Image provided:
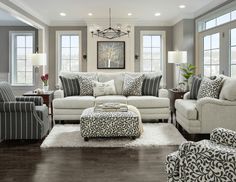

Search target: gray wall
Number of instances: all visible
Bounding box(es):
[48,26,87,89]
[134,26,174,89]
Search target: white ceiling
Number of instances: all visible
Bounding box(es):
[9,0,228,26]
[0,8,27,26]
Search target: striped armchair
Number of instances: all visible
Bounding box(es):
[0,82,50,140]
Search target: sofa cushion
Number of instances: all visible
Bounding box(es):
[95,95,127,104]
[127,96,169,108]
[53,96,95,109]
[142,75,162,97]
[219,77,236,101]
[93,80,116,97]
[59,76,80,97]
[175,99,198,120]
[98,72,124,95]
[123,73,144,96]
[78,75,97,96]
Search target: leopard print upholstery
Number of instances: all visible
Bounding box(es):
[80,107,143,139]
[166,128,236,182]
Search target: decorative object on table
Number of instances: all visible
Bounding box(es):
[166,128,236,181]
[97,41,125,69]
[94,102,128,112]
[33,88,44,94]
[168,51,187,86]
[89,8,131,39]
[41,73,49,91]
[179,63,196,91]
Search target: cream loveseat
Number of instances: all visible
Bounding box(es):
[53,72,170,122]
[175,76,236,134]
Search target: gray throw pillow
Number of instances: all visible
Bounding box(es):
[78,75,97,96]
[59,76,80,97]
[123,74,144,96]
[197,77,223,100]
[142,75,162,97]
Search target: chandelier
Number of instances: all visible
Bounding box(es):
[90,8,131,39]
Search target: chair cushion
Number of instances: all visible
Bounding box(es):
[127,96,169,108]
[59,76,80,97]
[95,95,127,104]
[98,72,124,95]
[53,96,95,109]
[175,99,198,120]
[0,82,16,102]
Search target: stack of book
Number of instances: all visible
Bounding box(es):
[94,103,128,112]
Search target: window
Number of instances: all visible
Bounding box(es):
[203,33,220,77]
[141,32,164,73]
[230,28,236,77]
[56,31,81,78]
[10,32,35,85]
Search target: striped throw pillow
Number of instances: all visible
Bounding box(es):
[190,76,202,100]
[59,76,80,97]
[0,82,16,102]
[142,75,162,97]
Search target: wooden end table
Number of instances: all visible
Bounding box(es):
[168,89,187,123]
[23,91,54,119]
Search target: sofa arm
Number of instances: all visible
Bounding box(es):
[183,92,190,100]
[16,96,43,106]
[54,89,64,99]
[0,102,35,112]
[166,151,180,181]
[211,128,236,148]
[159,89,168,98]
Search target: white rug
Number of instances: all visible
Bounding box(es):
[41,123,186,148]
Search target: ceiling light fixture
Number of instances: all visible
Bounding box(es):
[88,13,93,16]
[155,13,161,16]
[179,5,186,9]
[90,8,131,39]
[60,12,66,16]
[128,13,132,16]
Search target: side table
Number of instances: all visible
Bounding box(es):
[23,91,54,119]
[168,89,187,123]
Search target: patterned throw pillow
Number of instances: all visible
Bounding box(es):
[59,76,80,97]
[142,75,162,97]
[197,77,223,100]
[190,76,202,100]
[93,80,117,97]
[78,75,97,96]
[123,74,144,96]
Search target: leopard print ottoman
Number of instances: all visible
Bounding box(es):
[80,105,143,141]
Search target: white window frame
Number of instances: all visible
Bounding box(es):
[140,31,166,88]
[9,31,35,86]
[56,31,82,85]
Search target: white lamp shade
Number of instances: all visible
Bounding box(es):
[168,51,187,64]
[31,53,46,66]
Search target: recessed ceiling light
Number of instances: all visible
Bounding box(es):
[60,12,66,16]
[155,13,161,16]
[88,13,93,16]
[179,5,186,9]
[128,13,132,16]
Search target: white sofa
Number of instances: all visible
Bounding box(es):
[53,72,170,122]
[175,76,236,134]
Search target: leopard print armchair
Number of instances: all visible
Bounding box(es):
[166,128,236,182]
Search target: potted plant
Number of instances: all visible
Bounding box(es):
[179,64,196,91]
[41,73,49,91]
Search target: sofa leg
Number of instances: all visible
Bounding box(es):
[84,137,89,142]
[131,136,136,140]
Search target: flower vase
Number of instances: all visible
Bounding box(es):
[43,85,49,92]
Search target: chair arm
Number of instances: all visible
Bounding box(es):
[15,96,43,106]
[159,89,168,98]
[0,102,35,112]
[54,89,64,99]
[183,92,190,100]
[196,97,236,108]
[211,128,236,148]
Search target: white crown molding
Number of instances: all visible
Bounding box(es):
[9,0,50,25]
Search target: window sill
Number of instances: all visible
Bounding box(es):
[11,84,35,87]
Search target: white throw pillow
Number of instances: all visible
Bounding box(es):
[93,80,116,97]
[219,77,236,101]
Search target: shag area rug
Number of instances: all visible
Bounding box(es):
[41,123,186,148]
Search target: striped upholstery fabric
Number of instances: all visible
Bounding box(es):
[16,96,43,106]
[190,76,202,100]
[0,82,16,102]
[142,75,162,97]
[59,76,80,97]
